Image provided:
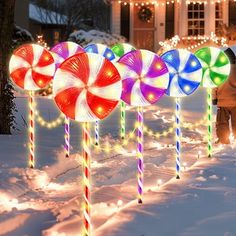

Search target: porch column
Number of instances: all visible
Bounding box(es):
[155,0,166,51]
[205,0,215,34]
[222,0,229,26]
[178,0,188,37]
[111,1,121,34]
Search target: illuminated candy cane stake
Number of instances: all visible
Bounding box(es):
[175,97,181,179]
[207,88,213,158]
[137,106,144,204]
[94,121,99,145]
[29,91,35,168]
[53,53,122,235]
[64,116,70,157]
[195,47,231,158]
[118,50,169,203]
[121,101,126,139]
[82,122,91,236]
[9,43,55,168]
[161,49,202,178]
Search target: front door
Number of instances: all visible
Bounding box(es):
[133,5,156,51]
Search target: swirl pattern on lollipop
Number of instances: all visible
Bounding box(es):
[117,49,169,106]
[85,43,116,62]
[195,47,231,88]
[51,41,84,68]
[9,44,55,91]
[161,49,202,97]
[53,53,122,122]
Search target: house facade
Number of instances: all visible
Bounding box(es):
[111,0,236,51]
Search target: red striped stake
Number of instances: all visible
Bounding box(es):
[82,122,91,236]
[29,91,35,168]
[65,116,70,157]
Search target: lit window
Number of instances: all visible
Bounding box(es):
[187,3,205,36]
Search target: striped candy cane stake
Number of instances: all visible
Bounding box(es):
[94,121,99,146]
[121,101,126,139]
[82,122,91,236]
[175,97,181,179]
[29,91,35,168]
[137,106,144,204]
[65,116,70,158]
[207,88,212,158]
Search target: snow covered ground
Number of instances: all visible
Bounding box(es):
[0,88,236,236]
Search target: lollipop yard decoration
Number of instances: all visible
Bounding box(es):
[51,41,84,158]
[53,52,122,236]
[118,49,169,203]
[85,43,116,145]
[112,43,136,139]
[9,44,55,168]
[161,49,202,179]
[195,47,230,158]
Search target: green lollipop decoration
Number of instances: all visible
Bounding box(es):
[195,46,231,157]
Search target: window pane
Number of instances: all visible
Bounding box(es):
[187,3,205,36]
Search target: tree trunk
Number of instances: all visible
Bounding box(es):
[0,0,16,134]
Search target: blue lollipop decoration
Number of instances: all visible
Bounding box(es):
[161,49,202,179]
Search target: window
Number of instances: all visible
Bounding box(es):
[215,2,223,35]
[188,3,205,36]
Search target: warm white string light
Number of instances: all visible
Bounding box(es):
[115,0,230,6]
[159,32,228,52]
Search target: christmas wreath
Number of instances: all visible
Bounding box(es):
[138,6,153,23]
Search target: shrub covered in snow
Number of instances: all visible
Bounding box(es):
[68,29,126,47]
[12,25,34,49]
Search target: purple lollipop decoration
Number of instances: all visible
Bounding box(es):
[117,49,169,204]
[51,41,84,158]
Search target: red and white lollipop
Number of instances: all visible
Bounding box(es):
[9,44,55,91]
[53,52,122,122]
[9,44,55,169]
[53,52,122,235]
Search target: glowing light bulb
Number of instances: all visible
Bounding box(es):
[214,77,221,85]
[191,61,197,67]
[97,106,103,113]
[157,179,162,187]
[184,85,190,92]
[148,93,155,101]
[183,162,187,171]
[117,200,123,207]
[156,63,162,70]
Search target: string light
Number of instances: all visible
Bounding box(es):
[34,108,65,129]
[36,35,50,50]
[160,32,228,53]
[157,179,162,188]
[115,0,229,6]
